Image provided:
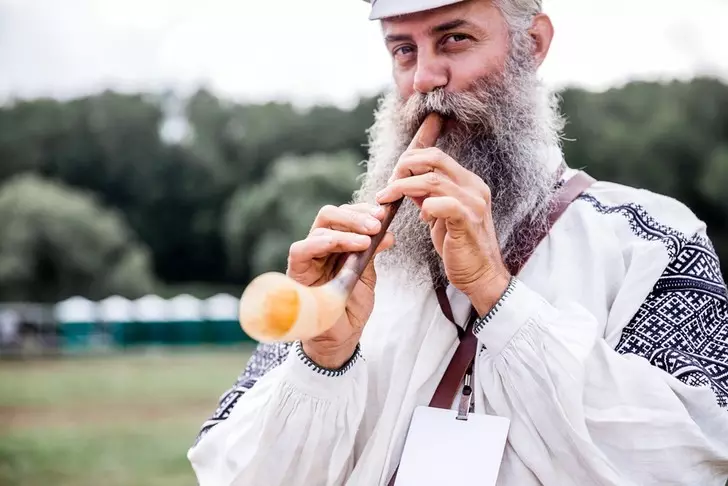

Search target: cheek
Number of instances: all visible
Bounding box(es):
[448,55,501,91]
[393,69,415,99]
[447,37,511,91]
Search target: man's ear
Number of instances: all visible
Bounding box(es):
[529,13,554,67]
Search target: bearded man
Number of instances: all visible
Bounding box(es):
[187,0,728,484]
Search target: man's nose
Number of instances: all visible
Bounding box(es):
[412,53,448,94]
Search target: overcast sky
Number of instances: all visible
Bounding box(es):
[1,0,727,107]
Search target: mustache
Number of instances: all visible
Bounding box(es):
[397,77,505,139]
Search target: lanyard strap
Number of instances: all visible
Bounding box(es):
[428,287,478,409]
[387,170,596,486]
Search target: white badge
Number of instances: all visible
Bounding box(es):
[395,406,511,486]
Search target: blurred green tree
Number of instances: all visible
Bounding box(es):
[0,77,726,300]
[0,174,156,302]
[222,151,365,278]
[559,77,728,269]
[0,92,233,284]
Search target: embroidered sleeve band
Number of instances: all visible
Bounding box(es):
[473,276,518,335]
[473,278,551,355]
[294,340,363,377]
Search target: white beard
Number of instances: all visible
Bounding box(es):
[353,29,566,288]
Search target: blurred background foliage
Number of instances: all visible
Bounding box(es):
[0,77,726,304]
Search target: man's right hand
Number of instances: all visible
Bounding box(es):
[286,203,395,369]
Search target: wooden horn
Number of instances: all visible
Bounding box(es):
[238,112,444,343]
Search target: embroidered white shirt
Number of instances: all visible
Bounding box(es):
[188,168,728,486]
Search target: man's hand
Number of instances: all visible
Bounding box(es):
[375,146,511,316]
[287,203,394,369]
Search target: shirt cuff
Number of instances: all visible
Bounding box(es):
[472,277,550,355]
[280,340,365,400]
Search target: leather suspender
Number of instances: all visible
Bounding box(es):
[387,170,596,486]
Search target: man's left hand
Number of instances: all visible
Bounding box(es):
[375,146,511,316]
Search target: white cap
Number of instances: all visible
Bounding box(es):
[364,0,467,20]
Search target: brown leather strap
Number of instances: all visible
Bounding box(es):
[433,282,456,326]
[428,305,478,409]
[387,170,595,486]
[549,171,597,228]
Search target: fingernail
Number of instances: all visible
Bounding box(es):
[376,189,386,200]
[370,205,385,216]
[356,234,370,244]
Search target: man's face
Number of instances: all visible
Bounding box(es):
[356,0,562,287]
[382,0,512,100]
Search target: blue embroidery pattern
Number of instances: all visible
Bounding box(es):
[582,194,728,408]
[194,341,292,444]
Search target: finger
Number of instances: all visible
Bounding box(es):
[329,203,387,232]
[421,216,447,255]
[389,147,467,183]
[340,203,387,219]
[312,204,383,235]
[289,231,371,265]
[309,225,394,252]
[389,148,492,203]
[376,172,465,204]
[420,196,471,235]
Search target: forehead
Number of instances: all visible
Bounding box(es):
[380,0,501,36]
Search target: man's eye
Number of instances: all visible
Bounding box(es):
[393,45,415,58]
[443,34,470,44]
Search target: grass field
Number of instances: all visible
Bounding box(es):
[0,346,255,486]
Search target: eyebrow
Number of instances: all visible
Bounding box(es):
[384,19,471,43]
[433,19,468,33]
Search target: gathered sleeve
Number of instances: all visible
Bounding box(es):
[187,340,368,486]
[475,235,728,486]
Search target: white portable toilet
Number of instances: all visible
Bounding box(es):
[168,294,203,345]
[131,294,170,345]
[54,296,97,350]
[98,296,133,347]
[203,293,245,344]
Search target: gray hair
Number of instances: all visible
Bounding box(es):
[494,0,543,31]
